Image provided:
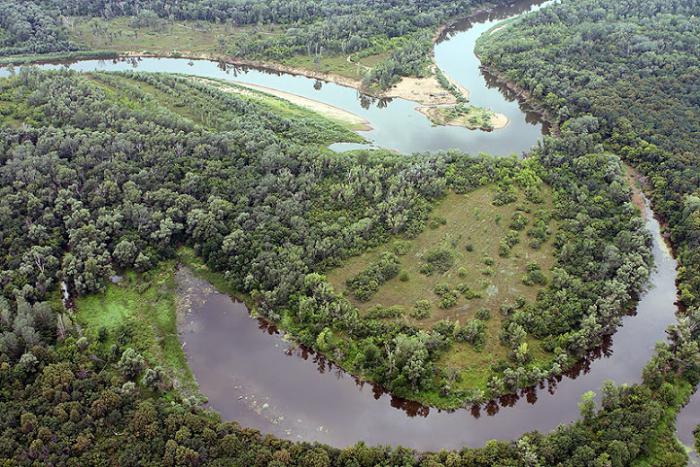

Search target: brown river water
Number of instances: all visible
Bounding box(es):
[2,0,692,453]
[176,196,680,450]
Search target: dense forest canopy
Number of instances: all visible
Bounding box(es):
[0,67,655,408]
[477,0,700,312]
[0,68,695,465]
[0,0,699,464]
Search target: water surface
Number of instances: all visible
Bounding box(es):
[0,2,552,155]
[677,391,700,464]
[177,197,678,450]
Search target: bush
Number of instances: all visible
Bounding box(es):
[510,212,528,230]
[433,283,451,296]
[366,305,404,320]
[433,320,456,337]
[391,240,411,256]
[422,247,455,274]
[523,263,547,286]
[476,308,491,321]
[498,240,511,257]
[439,290,460,309]
[411,299,432,320]
[455,319,486,350]
[346,252,401,300]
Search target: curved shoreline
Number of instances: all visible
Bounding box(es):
[416,105,509,130]
[193,77,372,131]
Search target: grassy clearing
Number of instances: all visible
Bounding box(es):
[67,16,267,56]
[280,54,365,81]
[420,104,501,130]
[327,186,557,386]
[74,262,197,395]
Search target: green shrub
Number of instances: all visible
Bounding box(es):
[422,247,455,274]
[455,319,486,350]
[476,308,491,321]
[411,299,432,320]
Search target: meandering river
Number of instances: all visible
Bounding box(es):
[176,194,677,450]
[1,0,692,453]
[0,2,557,156]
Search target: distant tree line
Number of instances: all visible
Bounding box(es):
[0,0,519,88]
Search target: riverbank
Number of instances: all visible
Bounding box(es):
[417,104,509,130]
[479,63,560,135]
[192,77,372,131]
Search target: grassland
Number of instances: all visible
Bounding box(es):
[65,16,388,82]
[419,104,508,131]
[86,73,364,143]
[67,16,260,57]
[327,186,557,389]
[74,262,197,395]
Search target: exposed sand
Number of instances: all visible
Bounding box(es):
[489,24,509,35]
[125,50,468,107]
[490,112,509,129]
[381,76,455,105]
[192,77,371,131]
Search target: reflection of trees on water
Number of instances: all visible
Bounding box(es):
[266,312,621,420]
[358,93,393,110]
[436,0,553,43]
[481,68,549,131]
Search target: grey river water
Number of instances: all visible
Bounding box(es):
[0,2,554,155]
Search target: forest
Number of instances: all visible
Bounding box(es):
[0,0,518,89]
[0,66,694,465]
[0,0,699,464]
[477,0,700,462]
[0,67,656,409]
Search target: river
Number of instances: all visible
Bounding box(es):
[0,2,557,156]
[0,0,690,454]
[176,194,677,451]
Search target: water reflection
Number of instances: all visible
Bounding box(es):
[1,3,549,155]
[177,194,678,450]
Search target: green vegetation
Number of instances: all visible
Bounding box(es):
[329,188,555,320]
[75,263,197,395]
[478,0,700,462]
[1,0,698,461]
[421,104,499,130]
[0,0,520,89]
